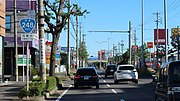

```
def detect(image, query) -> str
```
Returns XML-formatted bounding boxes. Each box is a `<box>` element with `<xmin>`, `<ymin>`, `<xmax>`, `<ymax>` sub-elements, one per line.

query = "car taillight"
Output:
<box><xmin>92</xmin><ymin>76</ymin><xmax>98</xmax><ymax>78</ymax></box>
<box><xmin>74</xmin><ymin>75</ymin><xmax>80</xmax><ymax>79</ymax></box>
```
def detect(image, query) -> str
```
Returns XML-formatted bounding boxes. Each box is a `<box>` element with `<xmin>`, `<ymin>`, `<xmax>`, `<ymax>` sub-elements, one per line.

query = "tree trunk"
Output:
<box><xmin>49</xmin><ymin>35</ymin><xmax>59</xmax><ymax>76</ymax></box>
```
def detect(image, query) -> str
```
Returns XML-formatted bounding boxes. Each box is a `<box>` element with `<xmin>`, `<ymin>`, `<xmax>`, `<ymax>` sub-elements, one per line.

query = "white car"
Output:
<box><xmin>114</xmin><ymin>64</ymin><xmax>138</xmax><ymax>84</ymax></box>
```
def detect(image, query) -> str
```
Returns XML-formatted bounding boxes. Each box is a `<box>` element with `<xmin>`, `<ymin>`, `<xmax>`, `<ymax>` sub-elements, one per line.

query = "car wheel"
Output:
<box><xmin>114</xmin><ymin>79</ymin><xmax>118</xmax><ymax>84</ymax></box>
<box><xmin>74</xmin><ymin>84</ymin><xmax>78</xmax><ymax>88</ymax></box>
<box><xmin>96</xmin><ymin>84</ymin><xmax>99</xmax><ymax>89</ymax></box>
<box><xmin>134</xmin><ymin>80</ymin><xmax>138</xmax><ymax>84</ymax></box>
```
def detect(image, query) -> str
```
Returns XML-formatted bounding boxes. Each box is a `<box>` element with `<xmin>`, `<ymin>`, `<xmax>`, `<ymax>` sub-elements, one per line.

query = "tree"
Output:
<box><xmin>44</xmin><ymin>0</ymin><xmax>88</xmax><ymax>76</ymax></box>
<box><xmin>78</xmin><ymin>41</ymin><xmax>88</xmax><ymax>67</ymax></box>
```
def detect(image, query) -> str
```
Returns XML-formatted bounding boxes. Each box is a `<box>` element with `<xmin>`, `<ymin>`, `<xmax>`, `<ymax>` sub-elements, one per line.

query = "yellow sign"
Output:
<box><xmin>172</xmin><ymin>28</ymin><xmax>180</xmax><ymax>37</ymax></box>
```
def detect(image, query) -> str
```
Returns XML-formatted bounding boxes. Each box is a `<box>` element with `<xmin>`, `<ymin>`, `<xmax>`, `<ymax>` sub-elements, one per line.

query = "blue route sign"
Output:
<box><xmin>19</xmin><ymin>18</ymin><xmax>36</xmax><ymax>33</ymax></box>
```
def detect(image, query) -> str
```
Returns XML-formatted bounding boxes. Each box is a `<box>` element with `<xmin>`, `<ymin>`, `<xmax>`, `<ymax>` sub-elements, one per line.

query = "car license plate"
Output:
<box><xmin>84</xmin><ymin>76</ymin><xmax>89</xmax><ymax>80</ymax></box>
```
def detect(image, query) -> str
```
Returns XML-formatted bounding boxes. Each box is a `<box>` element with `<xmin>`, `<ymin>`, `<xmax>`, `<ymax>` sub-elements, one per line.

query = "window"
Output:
<box><xmin>119</xmin><ymin>66</ymin><xmax>134</xmax><ymax>70</ymax></box>
<box><xmin>6</xmin><ymin>15</ymin><xmax>11</xmax><ymax>32</ymax></box>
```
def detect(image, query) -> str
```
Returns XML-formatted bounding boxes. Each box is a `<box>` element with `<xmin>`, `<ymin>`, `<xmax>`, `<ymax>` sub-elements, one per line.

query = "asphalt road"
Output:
<box><xmin>55</xmin><ymin>75</ymin><xmax>156</xmax><ymax>101</ymax></box>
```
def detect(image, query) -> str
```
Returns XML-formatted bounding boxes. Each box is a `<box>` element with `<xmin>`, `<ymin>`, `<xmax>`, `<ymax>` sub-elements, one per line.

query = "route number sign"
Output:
<box><xmin>20</xmin><ymin>18</ymin><xmax>36</xmax><ymax>33</ymax></box>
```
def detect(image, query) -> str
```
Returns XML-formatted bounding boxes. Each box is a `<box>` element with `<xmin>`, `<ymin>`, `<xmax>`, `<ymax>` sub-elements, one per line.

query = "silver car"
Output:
<box><xmin>114</xmin><ymin>64</ymin><xmax>138</xmax><ymax>84</ymax></box>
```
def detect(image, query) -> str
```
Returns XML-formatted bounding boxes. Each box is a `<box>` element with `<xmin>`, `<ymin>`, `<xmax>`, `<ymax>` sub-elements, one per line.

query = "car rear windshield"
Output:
<box><xmin>107</xmin><ymin>65</ymin><xmax>116</xmax><ymax>69</ymax></box>
<box><xmin>118</xmin><ymin>66</ymin><xmax>134</xmax><ymax>70</ymax></box>
<box><xmin>76</xmin><ymin>69</ymin><xmax>96</xmax><ymax>76</ymax></box>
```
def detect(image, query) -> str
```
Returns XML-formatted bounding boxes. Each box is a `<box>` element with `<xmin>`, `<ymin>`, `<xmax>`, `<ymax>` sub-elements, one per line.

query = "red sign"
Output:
<box><xmin>154</xmin><ymin>29</ymin><xmax>168</xmax><ymax>45</ymax></box>
<box><xmin>147</xmin><ymin>42</ymin><xmax>153</xmax><ymax>48</ymax></box>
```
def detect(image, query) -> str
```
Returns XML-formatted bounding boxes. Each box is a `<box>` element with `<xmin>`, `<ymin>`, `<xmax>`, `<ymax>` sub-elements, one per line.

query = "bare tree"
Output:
<box><xmin>44</xmin><ymin>0</ymin><xmax>88</xmax><ymax>76</ymax></box>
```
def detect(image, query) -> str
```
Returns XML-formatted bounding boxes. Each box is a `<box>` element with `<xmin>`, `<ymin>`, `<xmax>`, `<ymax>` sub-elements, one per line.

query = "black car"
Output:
<box><xmin>105</xmin><ymin>64</ymin><xmax>117</xmax><ymax>77</ymax></box>
<box><xmin>155</xmin><ymin>61</ymin><xmax>180</xmax><ymax>101</ymax></box>
<box><xmin>74</xmin><ymin>67</ymin><xmax>99</xmax><ymax>89</ymax></box>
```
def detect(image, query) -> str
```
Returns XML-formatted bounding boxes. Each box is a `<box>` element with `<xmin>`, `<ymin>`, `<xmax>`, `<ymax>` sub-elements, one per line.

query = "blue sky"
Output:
<box><xmin>58</xmin><ymin>0</ymin><xmax>180</xmax><ymax>57</ymax></box>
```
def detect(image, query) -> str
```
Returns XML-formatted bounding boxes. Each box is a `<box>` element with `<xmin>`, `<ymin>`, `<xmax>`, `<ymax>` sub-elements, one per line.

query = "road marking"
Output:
<box><xmin>56</xmin><ymin>85</ymin><xmax>72</xmax><ymax>101</ymax></box>
<box><xmin>107</xmin><ymin>84</ymin><xmax>110</xmax><ymax>87</ymax></box>
<box><xmin>111</xmin><ymin>89</ymin><xmax>117</xmax><ymax>94</ymax></box>
<box><xmin>103</xmin><ymin>80</ymin><xmax>106</xmax><ymax>82</ymax></box>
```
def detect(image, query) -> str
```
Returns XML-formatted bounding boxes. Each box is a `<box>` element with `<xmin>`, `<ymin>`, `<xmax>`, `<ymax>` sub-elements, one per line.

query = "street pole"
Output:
<box><xmin>76</xmin><ymin>5</ymin><xmax>79</xmax><ymax>69</ymax></box>
<box><xmin>38</xmin><ymin>0</ymin><xmax>46</xmax><ymax>81</ymax></box>
<box><xmin>155</xmin><ymin>12</ymin><xmax>160</xmax><ymax>69</ymax></box>
<box><xmin>26</xmin><ymin>42</ymin><xmax>29</xmax><ymax>91</ymax></box>
<box><xmin>23</xmin><ymin>42</ymin><xmax>25</xmax><ymax>82</ymax></box>
<box><xmin>129</xmin><ymin>21</ymin><xmax>132</xmax><ymax>64</ymax></box>
<box><xmin>164</xmin><ymin>0</ymin><xmax>168</xmax><ymax>62</ymax></box>
<box><xmin>67</xmin><ymin>0</ymin><xmax>71</xmax><ymax>75</ymax></box>
<box><xmin>14</xmin><ymin>0</ymin><xmax>18</xmax><ymax>81</ymax></box>
<box><xmin>141</xmin><ymin>0</ymin><xmax>145</xmax><ymax>67</ymax></box>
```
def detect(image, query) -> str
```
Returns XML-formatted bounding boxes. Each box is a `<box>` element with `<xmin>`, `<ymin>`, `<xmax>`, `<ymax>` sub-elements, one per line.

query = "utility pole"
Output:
<box><xmin>134</xmin><ymin>30</ymin><xmax>137</xmax><ymax>66</ymax></box>
<box><xmin>75</xmin><ymin>4</ymin><xmax>79</xmax><ymax>69</ymax></box>
<box><xmin>82</xmin><ymin>34</ymin><xmax>86</xmax><ymax>67</ymax></box>
<box><xmin>89</xmin><ymin>21</ymin><xmax>132</xmax><ymax>64</ymax></box>
<box><xmin>141</xmin><ymin>0</ymin><xmax>145</xmax><ymax>67</ymax></box>
<box><xmin>164</xmin><ymin>0</ymin><xmax>168</xmax><ymax>62</ymax></box>
<box><xmin>154</xmin><ymin>12</ymin><xmax>161</xmax><ymax>69</ymax></box>
<box><xmin>79</xmin><ymin>23</ymin><xmax>82</xmax><ymax>67</ymax></box>
<box><xmin>67</xmin><ymin>0</ymin><xmax>71</xmax><ymax>75</ymax></box>
<box><xmin>38</xmin><ymin>0</ymin><xmax>46</xmax><ymax>81</ymax></box>
<box><xmin>121</xmin><ymin>40</ymin><xmax>124</xmax><ymax>55</ymax></box>
<box><xmin>14</xmin><ymin>0</ymin><xmax>18</xmax><ymax>81</ymax></box>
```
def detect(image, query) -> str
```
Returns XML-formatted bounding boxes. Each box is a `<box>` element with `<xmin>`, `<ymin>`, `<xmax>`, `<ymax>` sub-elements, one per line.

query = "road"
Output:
<box><xmin>56</xmin><ymin>74</ymin><xmax>156</xmax><ymax>101</ymax></box>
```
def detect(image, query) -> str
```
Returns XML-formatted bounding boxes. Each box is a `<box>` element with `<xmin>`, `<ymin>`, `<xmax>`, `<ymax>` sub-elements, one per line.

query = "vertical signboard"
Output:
<box><xmin>154</xmin><ymin>29</ymin><xmax>168</xmax><ymax>45</ymax></box>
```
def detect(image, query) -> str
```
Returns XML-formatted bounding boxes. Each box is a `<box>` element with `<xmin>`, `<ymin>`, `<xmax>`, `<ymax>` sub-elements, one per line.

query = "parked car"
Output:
<box><xmin>155</xmin><ymin>61</ymin><xmax>180</xmax><ymax>101</ymax></box>
<box><xmin>114</xmin><ymin>64</ymin><xmax>138</xmax><ymax>84</ymax></box>
<box><xmin>74</xmin><ymin>67</ymin><xmax>99</xmax><ymax>89</ymax></box>
<box><xmin>105</xmin><ymin>64</ymin><xmax>117</xmax><ymax>77</ymax></box>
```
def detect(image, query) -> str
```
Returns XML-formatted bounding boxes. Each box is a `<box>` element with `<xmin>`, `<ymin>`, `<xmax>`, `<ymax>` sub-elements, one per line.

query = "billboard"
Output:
<box><xmin>171</xmin><ymin>28</ymin><xmax>180</xmax><ymax>37</ymax></box>
<box><xmin>154</xmin><ymin>29</ymin><xmax>168</xmax><ymax>45</ymax></box>
<box><xmin>98</xmin><ymin>50</ymin><xmax>106</xmax><ymax>60</ymax></box>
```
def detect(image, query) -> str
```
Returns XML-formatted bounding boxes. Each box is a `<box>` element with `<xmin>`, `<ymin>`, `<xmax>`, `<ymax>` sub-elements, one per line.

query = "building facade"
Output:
<box><xmin>5</xmin><ymin>0</ymin><xmax>39</xmax><ymax>80</ymax></box>
<box><xmin>0</xmin><ymin>0</ymin><xmax>5</xmax><ymax>82</ymax></box>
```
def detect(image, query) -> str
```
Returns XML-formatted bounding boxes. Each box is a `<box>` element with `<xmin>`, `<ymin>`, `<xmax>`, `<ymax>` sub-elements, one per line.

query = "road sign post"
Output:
<box><xmin>19</xmin><ymin>18</ymin><xmax>36</xmax><ymax>91</ymax></box>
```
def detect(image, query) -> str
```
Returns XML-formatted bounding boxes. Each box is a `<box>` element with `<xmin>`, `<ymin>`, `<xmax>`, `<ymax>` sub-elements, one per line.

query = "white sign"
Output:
<box><xmin>21</xmin><ymin>34</ymin><xmax>36</xmax><ymax>41</ymax></box>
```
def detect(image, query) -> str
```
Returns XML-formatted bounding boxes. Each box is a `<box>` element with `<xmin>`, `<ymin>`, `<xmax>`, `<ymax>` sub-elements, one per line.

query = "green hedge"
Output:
<box><xmin>46</xmin><ymin>76</ymin><xmax>57</xmax><ymax>92</ymax></box>
<box><xmin>18</xmin><ymin>81</ymin><xmax>46</xmax><ymax>99</ymax></box>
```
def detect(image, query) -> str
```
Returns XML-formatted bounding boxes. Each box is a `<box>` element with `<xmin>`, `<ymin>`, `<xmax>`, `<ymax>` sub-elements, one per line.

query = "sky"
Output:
<box><xmin>57</xmin><ymin>0</ymin><xmax>180</xmax><ymax>57</ymax></box>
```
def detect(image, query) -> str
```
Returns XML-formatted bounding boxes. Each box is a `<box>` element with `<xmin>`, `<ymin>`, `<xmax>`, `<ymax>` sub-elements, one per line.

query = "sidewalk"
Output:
<box><xmin>0</xmin><ymin>81</ymin><xmax>25</xmax><ymax>101</ymax></box>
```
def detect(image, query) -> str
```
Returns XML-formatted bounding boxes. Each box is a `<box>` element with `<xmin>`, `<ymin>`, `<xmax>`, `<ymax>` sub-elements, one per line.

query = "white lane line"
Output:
<box><xmin>107</xmin><ymin>84</ymin><xmax>110</xmax><ymax>87</ymax></box>
<box><xmin>111</xmin><ymin>89</ymin><xmax>117</xmax><ymax>94</ymax></box>
<box><xmin>55</xmin><ymin>85</ymin><xmax>72</xmax><ymax>101</ymax></box>
<box><xmin>103</xmin><ymin>80</ymin><xmax>106</xmax><ymax>83</ymax></box>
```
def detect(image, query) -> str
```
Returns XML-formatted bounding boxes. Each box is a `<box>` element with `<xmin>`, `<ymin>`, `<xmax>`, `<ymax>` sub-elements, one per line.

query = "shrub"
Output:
<box><xmin>29</xmin><ymin>81</ymin><xmax>46</xmax><ymax>96</ymax></box>
<box><xmin>137</xmin><ymin>67</ymin><xmax>152</xmax><ymax>78</ymax></box>
<box><xmin>18</xmin><ymin>81</ymin><xmax>46</xmax><ymax>99</ymax></box>
<box><xmin>32</xmin><ymin>76</ymin><xmax>41</xmax><ymax>82</ymax></box>
<box><xmin>46</xmin><ymin>76</ymin><xmax>57</xmax><ymax>92</ymax></box>
<box><xmin>18</xmin><ymin>87</ymin><xmax>31</xmax><ymax>99</ymax></box>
